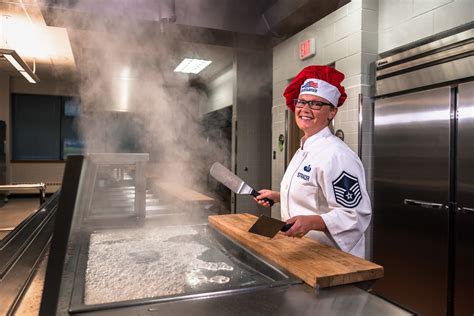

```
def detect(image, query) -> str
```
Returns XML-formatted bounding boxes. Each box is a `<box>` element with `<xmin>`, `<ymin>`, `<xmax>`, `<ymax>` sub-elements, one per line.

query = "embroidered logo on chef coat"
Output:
<box><xmin>297</xmin><ymin>164</ymin><xmax>312</xmax><ymax>181</ymax></box>
<box><xmin>332</xmin><ymin>171</ymin><xmax>362</xmax><ymax>208</ymax></box>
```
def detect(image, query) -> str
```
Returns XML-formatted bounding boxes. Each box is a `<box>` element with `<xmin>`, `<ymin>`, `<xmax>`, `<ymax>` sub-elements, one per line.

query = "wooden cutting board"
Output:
<box><xmin>208</xmin><ymin>213</ymin><xmax>383</xmax><ymax>288</ymax></box>
<box><xmin>153</xmin><ymin>181</ymin><xmax>214</xmax><ymax>201</ymax></box>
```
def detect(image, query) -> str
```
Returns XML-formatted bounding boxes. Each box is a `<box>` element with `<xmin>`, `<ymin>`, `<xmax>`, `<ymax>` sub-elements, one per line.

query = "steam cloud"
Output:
<box><xmin>49</xmin><ymin>2</ymin><xmax>231</xmax><ymax>210</ymax></box>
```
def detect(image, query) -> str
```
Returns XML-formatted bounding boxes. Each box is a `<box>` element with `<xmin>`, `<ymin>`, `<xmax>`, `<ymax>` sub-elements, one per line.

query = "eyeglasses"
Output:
<box><xmin>293</xmin><ymin>99</ymin><xmax>332</xmax><ymax>110</ymax></box>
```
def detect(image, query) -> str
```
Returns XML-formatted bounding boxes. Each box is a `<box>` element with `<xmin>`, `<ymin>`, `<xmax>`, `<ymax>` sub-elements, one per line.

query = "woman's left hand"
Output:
<box><xmin>283</xmin><ymin>215</ymin><xmax>326</xmax><ymax>238</ymax></box>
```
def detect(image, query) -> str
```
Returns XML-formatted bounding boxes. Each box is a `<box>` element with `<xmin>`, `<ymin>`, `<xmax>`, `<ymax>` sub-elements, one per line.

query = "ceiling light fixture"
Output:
<box><xmin>0</xmin><ymin>48</ymin><xmax>39</xmax><ymax>83</ymax></box>
<box><xmin>174</xmin><ymin>58</ymin><xmax>212</xmax><ymax>74</ymax></box>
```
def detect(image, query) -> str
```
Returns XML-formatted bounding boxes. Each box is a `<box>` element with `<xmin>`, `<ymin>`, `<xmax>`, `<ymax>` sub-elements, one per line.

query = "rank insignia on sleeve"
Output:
<box><xmin>332</xmin><ymin>171</ymin><xmax>362</xmax><ymax>208</ymax></box>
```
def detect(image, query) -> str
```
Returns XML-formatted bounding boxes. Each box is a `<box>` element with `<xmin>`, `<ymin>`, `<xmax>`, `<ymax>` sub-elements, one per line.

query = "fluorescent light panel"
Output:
<box><xmin>174</xmin><ymin>58</ymin><xmax>212</xmax><ymax>74</ymax></box>
<box><xmin>0</xmin><ymin>48</ymin><xmax>39</xmax><ymax>83</ymax></box>
<box><xmin>4</xmin><ymin>54</ymin><xmax>25</xmax><ymax>71</ymax></box>
<box><xmin>20</xmin><ymin>70</ymin><xmax>37</xmax><ymax>83</ymax></box>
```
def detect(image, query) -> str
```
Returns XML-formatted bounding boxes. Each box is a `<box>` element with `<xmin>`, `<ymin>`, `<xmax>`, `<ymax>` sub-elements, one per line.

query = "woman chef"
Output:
<box><xmin>255</xmin><ymin>65</ymin><xmax>372</xmax><ymax>258</ymax></box>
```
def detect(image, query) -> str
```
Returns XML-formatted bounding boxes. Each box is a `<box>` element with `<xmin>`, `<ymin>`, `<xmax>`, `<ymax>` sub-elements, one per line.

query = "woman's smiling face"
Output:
<box><xmin>295</xmin><ymin>94</ymin><xmax>338</xmax><ymax>137</ymax></box>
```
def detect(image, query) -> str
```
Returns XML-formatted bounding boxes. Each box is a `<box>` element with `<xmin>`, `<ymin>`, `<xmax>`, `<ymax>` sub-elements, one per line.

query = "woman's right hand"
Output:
<box><xmin>254</xmin><ymin>189</ymin><xmax>280</xmax><ymax>207</ymax></box>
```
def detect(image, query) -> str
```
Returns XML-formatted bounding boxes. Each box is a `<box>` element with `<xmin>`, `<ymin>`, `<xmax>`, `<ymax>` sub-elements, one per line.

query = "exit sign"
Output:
<box><xmin>299</xmin><ymin>38</ymin><xmax>316</xmax><ymax>60</ymax></box>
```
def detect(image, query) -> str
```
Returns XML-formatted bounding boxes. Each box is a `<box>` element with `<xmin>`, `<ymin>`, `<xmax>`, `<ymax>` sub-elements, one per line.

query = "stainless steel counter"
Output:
<box><xmin>16</xmin><ymin>216</ymin><xmax>411</xmax><ymax>316</ymax></box>
<box><xmin>68</xmin><ymin>283</ymin><xmax>412</xmax><ymax>316</ymax></box>
<box><xmin>8</xmin><ymin>207</ymin><xmax>413</xmax><ymax>316</ymax></box>
<box><xmin>16</xmin><ymin>252</ymin><xmax>411</xmax><ymax>316</ymax></box>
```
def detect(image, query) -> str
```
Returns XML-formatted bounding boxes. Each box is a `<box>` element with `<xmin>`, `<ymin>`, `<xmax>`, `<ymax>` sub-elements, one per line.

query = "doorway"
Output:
<box><xmin>201</xmin><ymin>106</ymin><xmax>232</xmax><ymax>213</ymax></box>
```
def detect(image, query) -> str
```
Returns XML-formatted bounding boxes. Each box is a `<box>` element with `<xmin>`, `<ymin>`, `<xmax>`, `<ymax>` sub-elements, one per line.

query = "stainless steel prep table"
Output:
<box><xmin>2</xmin><ymin>154</ymin><xmax>412</xmax><ymax>315</ymax></box>
<box><xmin>20</xmin><ymin>246</ymin><xmax>412</xmax><ymax>316</ymax></box>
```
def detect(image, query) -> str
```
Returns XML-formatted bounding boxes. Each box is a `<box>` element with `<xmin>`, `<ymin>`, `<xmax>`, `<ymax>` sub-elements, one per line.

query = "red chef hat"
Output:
<box><xmin>283</xmin><ymin>65</ymin><xmax>347</xmax><ymax>111</ymax></box>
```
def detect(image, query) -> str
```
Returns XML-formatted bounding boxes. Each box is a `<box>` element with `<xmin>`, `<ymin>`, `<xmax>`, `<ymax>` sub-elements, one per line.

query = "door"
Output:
<box><xmin>454</xmin><ymin>81</ymin><xmax>474</xmax><ymax>316</ymax></box>
<box><xmin>373</xmin><ymin>87</ymin><xmax>451</xmax><ymax>316</ymax></box>
<box><xmin>286</xmin><ymin>109</ymin><xmax>304</xmax><ymax>166</ymax></box>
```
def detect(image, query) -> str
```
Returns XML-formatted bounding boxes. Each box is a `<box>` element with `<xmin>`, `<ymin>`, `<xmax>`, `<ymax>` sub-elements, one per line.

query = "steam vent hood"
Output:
<box><xmin>42</xmin><ymin>0</ymin><xmax>351</xmax><ymax>37</ymax></box>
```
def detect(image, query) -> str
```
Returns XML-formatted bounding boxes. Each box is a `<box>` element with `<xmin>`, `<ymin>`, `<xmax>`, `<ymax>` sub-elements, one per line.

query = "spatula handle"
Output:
<box><xmin>251</xmin><ymin>190</ymin><xmax>274</xmax><ymax>207</ymax></box>
<box><xmin>281</xmin><ymin>223</ymin><xmax>293</xmax><ymax>232</ymax></box>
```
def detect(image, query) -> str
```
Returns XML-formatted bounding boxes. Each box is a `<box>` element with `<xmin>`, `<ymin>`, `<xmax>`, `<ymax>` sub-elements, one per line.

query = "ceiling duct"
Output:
<box><xmin>157</xmin><ymin>0</ymin><xmax>176</xmax><ymax>32</ymax></box>
<box><xmin>42</xmin><ymin>0</ymin><xmax>349</xmax><ymax>40</ymax></box>
<box><xmin>43</xmin><ymin>0</ymin><xmax>177</xmax><ymax>26</ymax></box>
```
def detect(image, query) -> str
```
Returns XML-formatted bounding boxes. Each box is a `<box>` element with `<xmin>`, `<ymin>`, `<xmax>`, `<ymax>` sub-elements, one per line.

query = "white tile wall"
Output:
<box><xmin>379</xmin><ymin>0</ymin><xmax>414</xmax><ymax>31</ymax></box>
<box><xmin>378</xmin><ymin>0</ymin><xmax>473</xmax><ymax>53</ymax></box>
<box><xmin>273</xmin><ymin>65</ymin><xmax>293</xmax><ymax>86</ymax></box>
<box><xmin>318</xmin><ymin>24</ymin><xmax>336</xmax><ymax>46</ymax></box>
<box><xmin>335</xmin><ymin>10</ymin><xmax>362</xmax><ymax>40</ymax></box>
<box><xmin>273</xmin><ymin>40</ymin><xmax>295</xmax><ymax>65</ymax></box>
<box><xmin>378</xmin><ymin>29</ymin><xmax>398</xmax><ymax>54</ymax></box>
<box><xmin>362</xmin><ymin>53</ymin><xmax>378</xmax><ymax>75</ymax></box>
<box><xmin>362</xmin><ymin>31</ymin><xmax>379</xmax><ymax>54</ymax></box>
<box><xmin>348</xmin><ymin>32</ymin><xmax>363</xmax><ymax>56</ymax></box>
<box><xmin>413</xmin><ymin>0</ymin><xmax>452</xmax><ymax>16</ymax></box>
<box><xmin>272</xmin><ymin>80</ymin><xmax>289</xmax><ymax>104</ymax></box>
<box><xmin>361</xmin><ymin>9</ymin><xmax>378</xmax><ymax>33</ymax></box>
<box><xmin>338</xmin><ymin>53</ymin><xmax>363</xmax><ymax>78</ymax></box>
<box><xmin>323</xmin><ymin>38</ymin><xmax>350</xmax><ymax>63</ymax></box>
<box><xmin>344</xmin><ymin>74</ymin><xmax>373</xmax><ymax>88</ymax></box>
<box><xmin>433</xmin><ymin>0</ymin><xmax>474</xmax><ymax>33</ymax></box>
<box><xmin>379</xmin><ymin>11</ymin><xmax>435</xmax><ymax>52</ymax></box>
<box><xmin>363</xmin><ymin>0</ymin><xmax>380</xmax><ymax>11</ymax></box>
<box><xmin>346</xmin><ymin>0</ymin><xmax>380</xmax><ymax>12</ymax></box>
<box><xmin>317</xmin><ymin>6</ymin><xmax>349</xmax><ymax>27</ymax></box>
<box><xmin>347</xmin><ymin>31</ymin><xmax>380</xmax><ymax>58</ymax></box>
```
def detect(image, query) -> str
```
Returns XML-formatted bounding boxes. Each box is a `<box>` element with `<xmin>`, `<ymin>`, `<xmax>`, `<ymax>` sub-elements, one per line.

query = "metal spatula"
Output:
<box><xmin>210</xmin><ymin>162</ymin><xmax>274</xmax><ymax>206</ymax></box>
<box><xmin>248</xmin><ymin>215</ymin><xmax>293</xmax><ymax>238</ymax></box>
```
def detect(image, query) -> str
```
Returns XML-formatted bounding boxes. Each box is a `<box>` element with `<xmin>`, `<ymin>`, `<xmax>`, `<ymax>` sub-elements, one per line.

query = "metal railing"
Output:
<box><xmin>0</xmin><ymin>183</ymin><xmax>46</xmax><ymax>205</ymax></box>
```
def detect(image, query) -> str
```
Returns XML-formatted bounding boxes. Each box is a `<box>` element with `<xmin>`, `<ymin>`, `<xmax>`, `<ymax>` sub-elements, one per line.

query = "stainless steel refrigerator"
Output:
<box><xmin>373</xmin><ymin>25</ymin><xmax>474</xmax><ymax>316</ymax></box>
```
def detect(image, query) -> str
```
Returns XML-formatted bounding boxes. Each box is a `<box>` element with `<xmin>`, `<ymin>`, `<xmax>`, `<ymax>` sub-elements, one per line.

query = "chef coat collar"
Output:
<box><xmin>300</xmin><ymin>126</ymin><xmax>332</xmax><ymax>151</ymax></box>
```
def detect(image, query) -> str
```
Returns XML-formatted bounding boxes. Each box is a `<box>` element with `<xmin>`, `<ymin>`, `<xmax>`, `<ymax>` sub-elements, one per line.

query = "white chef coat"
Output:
<box><xmin>280</xmin><ymin>127</ymin><xmax>372</xmax><ymax>258</ymax></box>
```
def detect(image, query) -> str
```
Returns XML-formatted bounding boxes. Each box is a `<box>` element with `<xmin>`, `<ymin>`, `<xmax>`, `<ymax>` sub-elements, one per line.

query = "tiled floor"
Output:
<box><xmin>1</xmin><ymin>197</ymin><xmax>47</xmax><ymax>316</ymax></box>
<box><xmin>0</xmin><ymin>197</ymin><xmax>41</xmax><ymax>239</ymax></box>
<box><xmin>15</xmin><ymin>251</ymin><xmax>49</xmax><ymax>316</ymax></box>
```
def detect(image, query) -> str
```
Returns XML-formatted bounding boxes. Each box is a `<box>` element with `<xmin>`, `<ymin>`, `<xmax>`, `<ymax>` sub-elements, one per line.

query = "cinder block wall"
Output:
<box><xmin>378</xmin><ymin>0</ymin><xmax>474</xmax><ymax>53</ymax></box>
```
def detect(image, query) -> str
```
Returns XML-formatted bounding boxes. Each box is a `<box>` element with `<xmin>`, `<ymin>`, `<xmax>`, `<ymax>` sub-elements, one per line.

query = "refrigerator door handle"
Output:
<box><xmin>459</xmin><ymin>206</ymin><xmax>474</xmax><ymax>214</ymax></box>
<box><xmin>404</xmin><ymin>199</ymin><xmax>444</xmax><ymax>209</ymax></box>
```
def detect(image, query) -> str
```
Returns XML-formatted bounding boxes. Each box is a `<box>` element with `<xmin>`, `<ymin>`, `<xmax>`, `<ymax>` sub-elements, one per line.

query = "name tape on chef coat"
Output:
<box><xmin>332</xmin><ymin>171</ymin><xmax>362</xmax><ymax>208</ymax></box>
<box><xmin>297</xmin><ymin>164</ymin><xmax>312</xmax><ymax>181</ymax></box>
